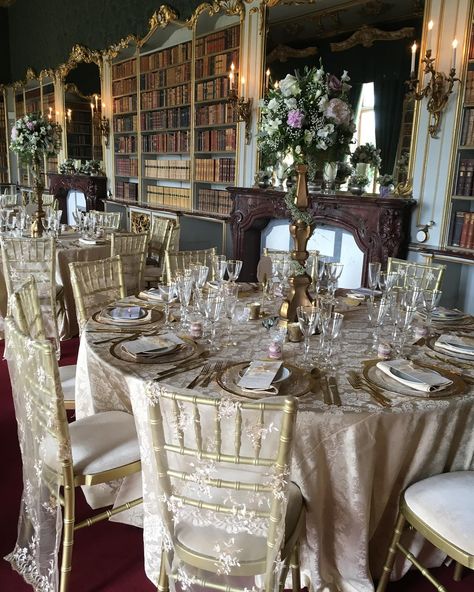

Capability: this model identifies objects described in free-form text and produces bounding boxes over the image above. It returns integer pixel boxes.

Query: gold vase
[279,164,314,322]
[30,158,45,237]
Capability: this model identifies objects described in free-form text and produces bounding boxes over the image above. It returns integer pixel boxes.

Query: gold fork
[347,370,391,407]
[186,362,212,389]
[201,360,224,388]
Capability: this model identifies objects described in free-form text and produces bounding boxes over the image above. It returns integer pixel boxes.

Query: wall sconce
[407,27,460,138]
[90,100,110,147]
[228,64,253,145]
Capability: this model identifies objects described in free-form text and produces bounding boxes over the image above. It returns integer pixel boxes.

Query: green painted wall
[5,0,200,83]
[0,8,11,83]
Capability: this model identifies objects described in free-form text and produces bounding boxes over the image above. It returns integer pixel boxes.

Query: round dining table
[74,292,474,592]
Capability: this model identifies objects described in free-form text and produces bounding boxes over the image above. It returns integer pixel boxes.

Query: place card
[238,360,283,393]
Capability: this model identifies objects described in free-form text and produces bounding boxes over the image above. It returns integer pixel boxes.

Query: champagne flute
[158,283,177,328]
[368,262,381,300]
[297,305,319,366]
[176,276,194,330]
[223,283,239,345]
[205,293,224,351]
[422,289,442,336]
[395,304,417,355]
[226,259,243,283]
[322,312,344,370]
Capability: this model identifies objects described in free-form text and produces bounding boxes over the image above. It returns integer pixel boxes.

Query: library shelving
[0,92,9,184]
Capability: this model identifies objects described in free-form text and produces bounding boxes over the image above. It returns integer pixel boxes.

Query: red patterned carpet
[1,339,472,591]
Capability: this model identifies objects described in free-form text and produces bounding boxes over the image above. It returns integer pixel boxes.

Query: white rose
[304,130,314,145]
[295,145,302,155]
[341,70,350,82]
[279,74,300,97]
[267,98,279,111]
[313,68,324,82]
[285,97,297,109]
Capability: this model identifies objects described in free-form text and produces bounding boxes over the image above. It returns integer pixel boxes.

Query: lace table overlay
[75,297,474,592]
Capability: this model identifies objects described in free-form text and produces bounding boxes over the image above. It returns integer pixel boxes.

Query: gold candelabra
[90,99,110,147]
[407,47,460,138]
[228,88,252,144]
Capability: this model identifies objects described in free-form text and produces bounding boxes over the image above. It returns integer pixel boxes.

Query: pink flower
[324,98,352,126]
[287,109,304,128]
[26,121,35,131]
[328,75,343,93]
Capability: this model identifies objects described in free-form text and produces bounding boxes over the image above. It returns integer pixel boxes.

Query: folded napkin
[99,306,152,325]
[376,359,452,393]
[121,333,183,358]
[238,360,282,395]
[435,334,474,357]
[139,289,162,302]
[79,237,105,245]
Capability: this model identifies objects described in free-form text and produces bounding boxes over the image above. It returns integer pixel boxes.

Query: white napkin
[139,289,162,302]
[79,237,105,245]
[376,359,452,393]
[121,333,183,357]
[99,306,152,325]
[238,360,282,395]
[256,256,273,283]
[435,334,474,357]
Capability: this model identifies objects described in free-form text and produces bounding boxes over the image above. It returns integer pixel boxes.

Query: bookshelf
[14,88,29,186]
[0,92,9,184]
[65,95,94,160]
[42,82,58,177]
[447,19,474,253]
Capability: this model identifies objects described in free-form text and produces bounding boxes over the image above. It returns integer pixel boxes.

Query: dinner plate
[425,335,474,361]
[362,359,466,399]
[110,335,198,365]
[92,306,163,326]
[238,364,292,384]
[106,306,148,321]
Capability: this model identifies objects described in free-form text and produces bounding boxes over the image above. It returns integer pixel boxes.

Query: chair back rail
[164,246,216,283]
[111,232,148,295]
[387,257,446,290]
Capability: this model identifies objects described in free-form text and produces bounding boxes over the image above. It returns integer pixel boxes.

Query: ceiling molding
[330,24,415,51]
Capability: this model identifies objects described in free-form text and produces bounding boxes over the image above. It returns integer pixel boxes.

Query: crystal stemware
[368,262,381,300]
[223,283,239,345]
[212,254,227,284]
[395,304,417,355]
[191,264,209,289]
[158,283,177,328]
[176,276,194,330]
[226,259,243,283]
[322,312,344,370]
[325,262,344,299]
[297,305,320,366]
[367,298,391,351]
[205,293,224,351]
[422,289,443,336]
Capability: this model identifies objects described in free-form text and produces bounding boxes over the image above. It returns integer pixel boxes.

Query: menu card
[238,360,283,394]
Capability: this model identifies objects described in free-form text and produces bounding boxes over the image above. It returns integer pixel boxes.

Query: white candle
[229,71,234,89]
[241,76,246,99]
[452,39,458,69]
[265,68,270,90]
[94,94,98,110]
[427,20,434,51]
[411,42,417,74]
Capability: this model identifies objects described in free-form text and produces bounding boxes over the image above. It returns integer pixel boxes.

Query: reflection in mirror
[264,0,424,188]
[64,62,103,163]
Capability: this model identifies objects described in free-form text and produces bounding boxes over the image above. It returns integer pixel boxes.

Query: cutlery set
[153,352,209,382]
[347,370,391,407]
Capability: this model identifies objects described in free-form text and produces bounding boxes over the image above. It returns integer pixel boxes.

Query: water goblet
[226,259,243,283]
[297,305,320,366]
[422,289,442,336]
[212,254,227,284]
[191,264,209,290]
[158,283,178,328]
[223,283,239,345]
[394,304,418,355]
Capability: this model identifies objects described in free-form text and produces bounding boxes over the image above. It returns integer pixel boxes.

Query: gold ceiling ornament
[139,5,180,46]
[394,178,413,197]
[186,0,245,29]
[56,44,102,80]
[266,43,318,64]
[64,82,98,102]
[102,34,138,60]
[330,24,415,51]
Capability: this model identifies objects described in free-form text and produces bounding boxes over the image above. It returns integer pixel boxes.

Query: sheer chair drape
[89,210,121,231]
[111,232,148,295]
[146,384,304,592]
[69,255,126,332]
[164,247,216,283]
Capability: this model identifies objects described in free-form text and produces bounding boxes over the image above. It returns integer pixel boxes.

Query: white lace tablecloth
[75,298,474,592]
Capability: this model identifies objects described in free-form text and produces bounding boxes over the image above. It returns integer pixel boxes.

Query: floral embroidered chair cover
[69,254,126,332]
[164,247,216,284]
[386,257,446,290]
[1,236,61,357]
[147,385,304,592]
[111,232,148,295]
[89,210,121,232]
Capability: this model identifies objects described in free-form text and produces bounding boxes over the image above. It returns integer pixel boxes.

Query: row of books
[114,135,137,154]
[142,131,190,153]
[195,157,235,183]
[195,102,236,126]
[115,180,138,201]
[140,64,191,91]
[68,146,92,158]
[114,95,137,114]
[196,128,236,152]
[196,77,231,102]
[140,42,192,72]
[115,156,138,177]
[141,85,190,110]
[460,108,474,146]
[455,159,474,196]
[141,106,190,131]
[112,77,137,97]
[451,211,474,249]
[112,59,136,80]
[68,123,91,134]
[67,134,91,145]
[196,188,232,215]
[144,159,190,180]
[464,71,474,104]
[195,51,239,80]
[195,26,239,58]
[114,114,137,132]
[146,185,191,210]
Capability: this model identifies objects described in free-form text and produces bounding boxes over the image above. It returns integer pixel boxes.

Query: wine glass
[205,293,224,351]
[223,283,239,345]
[422,289,442,336]
[226,259,243,283]
[394,304,417,355]
[212,254,227,284]
[158,283,177,328]
[325,262,343,299]
[191,264,209,289]
[176,276,194,330]
[368,262,381,300]
[367,298,390,351]
[322,312,344,370]
[297,305,320,366]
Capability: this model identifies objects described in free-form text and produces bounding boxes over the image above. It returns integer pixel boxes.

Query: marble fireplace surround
[227,187,416,285]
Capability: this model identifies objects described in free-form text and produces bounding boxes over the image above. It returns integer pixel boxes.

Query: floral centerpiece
[377,173,394,197]
[350,142,381,176]
[10,112,62,236]
[59,158,104,176]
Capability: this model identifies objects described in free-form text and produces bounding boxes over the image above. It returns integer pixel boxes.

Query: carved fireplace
[227,188,416,284]
[48,174,107,224]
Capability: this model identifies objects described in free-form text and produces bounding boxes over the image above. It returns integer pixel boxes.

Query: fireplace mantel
[227,187,416,284]
[48,173,107,223]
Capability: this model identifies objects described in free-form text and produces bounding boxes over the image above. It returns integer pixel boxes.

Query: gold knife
[327,377,342,406]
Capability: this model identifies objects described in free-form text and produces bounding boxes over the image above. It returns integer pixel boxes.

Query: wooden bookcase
[0,92,9,184]
[14,88,29,186]
[65,96,94,160]
[42,82,58,176]
[447,17,474,253]
[110,21,240,218]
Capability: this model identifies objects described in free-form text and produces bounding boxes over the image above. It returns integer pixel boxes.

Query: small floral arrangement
[258,64,355,166]
[10,112,61,164]
[350,143,381,169]
[58,158,77,175]
[349,173,369,187]
[377,173,394,187]
[81,160,103,176]
[59,158,103,176]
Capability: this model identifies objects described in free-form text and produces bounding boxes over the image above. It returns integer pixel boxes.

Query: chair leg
[59,480,76,592]
[157,548,169,592]
[376,511,406,592]
[453,562,464,582]
[290,543,301,592]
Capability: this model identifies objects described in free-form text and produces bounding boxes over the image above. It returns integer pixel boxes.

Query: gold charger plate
[92,306,163,326]
[110,335,199,365]
[216,360,313,400]
[362,359,467,399]
[423,335,474,362]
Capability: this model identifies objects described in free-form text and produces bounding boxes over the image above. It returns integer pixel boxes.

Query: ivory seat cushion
[404,471,474,555]
[175,481,303,564]
[59,364,76,402]
[68,411,140,475]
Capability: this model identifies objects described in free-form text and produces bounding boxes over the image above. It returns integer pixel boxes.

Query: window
[355,82,376,148]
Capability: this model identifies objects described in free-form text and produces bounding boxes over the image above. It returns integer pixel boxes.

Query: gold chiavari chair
[377,472,474,592]
[148,386,304,592]
[167,220,180,252]
[111,231,148,295]
[10,276,76,409]
[386,257,446,290]
[164,246,216,283]
[89,209,122,231]
[143,217,173,287]
[1,236,62,358]
[69,255,126,332]
[1,192,18,208]
[4,315,142,592]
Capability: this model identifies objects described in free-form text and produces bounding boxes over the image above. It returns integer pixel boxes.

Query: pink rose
[324,98,352,126]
